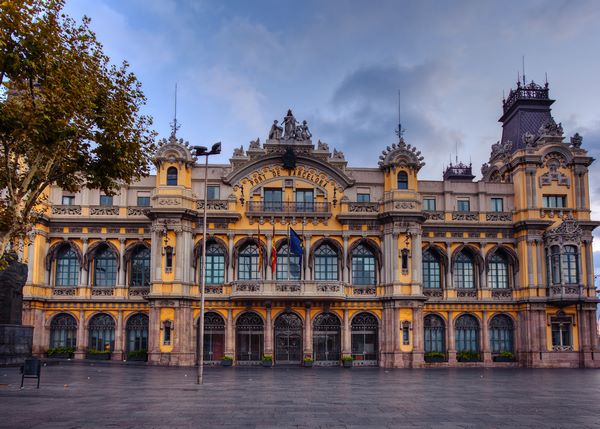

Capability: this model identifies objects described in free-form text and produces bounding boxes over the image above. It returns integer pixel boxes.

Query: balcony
[547,284,583,304]
[245,201,331,223]
[51,205,81,216]
[230,280,346,299]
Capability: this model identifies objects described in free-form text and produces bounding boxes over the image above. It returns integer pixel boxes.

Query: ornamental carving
[53,287,76,296]
[233,281,261,292]
[92,288,114,296]
[423,289,443,298]
[394,201,417,210]
[543,215,582,246]
[90,207,119,216]
[486,212,512,222]
[540,153,570,188]
[570,133,583,148]
[452,212,478,221]
[276,283,301,293]
[52,205,81,215]
[456,290,477,298]
[378,138,425,172]
[491,290,512,299]
[197,200,229,211]
[489,140,513,163]
[129,287,150,297]
[538,118,564,137]
[205,286,223,294]
[352,286,376,295]
[158,198,181,206]
[316,283,341,292]
[424,211,444,221]
[348,202,379,213]
[539,208,573,219]
[128,207,149,216]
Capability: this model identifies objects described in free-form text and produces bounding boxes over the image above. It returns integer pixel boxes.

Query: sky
[63,0,600,281]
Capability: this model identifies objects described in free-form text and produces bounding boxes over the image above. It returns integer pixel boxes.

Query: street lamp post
[193,142,221,385]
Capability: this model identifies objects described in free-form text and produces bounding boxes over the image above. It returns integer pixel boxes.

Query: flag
[270,223,277,275]
[257,224,263,276]
[289,227,304,255]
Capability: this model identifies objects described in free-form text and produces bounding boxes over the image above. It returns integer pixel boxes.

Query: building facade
[22,81,599,368]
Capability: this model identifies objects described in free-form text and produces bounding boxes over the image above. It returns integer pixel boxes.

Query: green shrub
[456,350,480,361]
[87,348,111,355]
[499,351,514,359]
[46,346,75,356]
[262,354,273,362]
[303,356,314,362]
[127,349,147,358]
[424,351,446,359]
[222,355,233,361]
[341,355,353,362]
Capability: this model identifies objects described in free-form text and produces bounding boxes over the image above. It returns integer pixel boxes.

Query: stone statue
[268,120,283,140]
[249,138,261,149]
[299,120,312,140]
[522,132,536,148]
[317,140,329,151]
[570,132,583,148]
[332,148,345,160]
[283,109,297,140]
[0,252,28,325]
[232,145,245,157]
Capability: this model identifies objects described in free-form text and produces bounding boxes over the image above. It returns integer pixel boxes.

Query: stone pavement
[0,363,598,428]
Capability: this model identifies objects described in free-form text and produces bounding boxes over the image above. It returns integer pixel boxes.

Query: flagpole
[287,223,291,281]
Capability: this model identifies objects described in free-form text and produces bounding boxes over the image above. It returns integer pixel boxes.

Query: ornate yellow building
[22,81,599,368]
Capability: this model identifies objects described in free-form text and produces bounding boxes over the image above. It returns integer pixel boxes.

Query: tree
[0,0,156,263]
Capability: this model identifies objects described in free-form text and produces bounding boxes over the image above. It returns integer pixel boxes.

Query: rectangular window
[551,318,572,350]
[163,321,172,346]
[357,193,371,203]
[100,195,113,206]
[295,189,314,211]
[165,247,173,273]
[457,199,470,212]
[264,188,283,211]
[543,195,566,208]
[207,185,220,200]
[62,195,75,205]
[137,196,151,206]
[423,198,436,211]
[490,198,504,212]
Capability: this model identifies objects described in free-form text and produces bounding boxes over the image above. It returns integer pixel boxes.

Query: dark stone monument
[0,252,33,366]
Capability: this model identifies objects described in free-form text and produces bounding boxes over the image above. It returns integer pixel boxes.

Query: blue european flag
[289,227,304,255]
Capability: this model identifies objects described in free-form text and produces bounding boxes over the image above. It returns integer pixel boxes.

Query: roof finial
[170,83,180,138]
[395,89,405,140]
[522,55,526,84]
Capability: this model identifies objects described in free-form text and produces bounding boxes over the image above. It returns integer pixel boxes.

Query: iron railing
[246,201,330,214]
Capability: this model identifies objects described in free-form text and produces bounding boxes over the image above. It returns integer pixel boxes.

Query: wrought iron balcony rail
[246,201,330,214]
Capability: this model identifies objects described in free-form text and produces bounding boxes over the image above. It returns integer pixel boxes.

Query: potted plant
[222,355,233,367]
[341,355,353,368]
[261,354,273,367]
[424,351,446,363]
[456,350,480,362]
[303,356,314,368]
[493,351,515,362]
[86,348,112,360]
[126,349,148,362]
[46,346,75,359]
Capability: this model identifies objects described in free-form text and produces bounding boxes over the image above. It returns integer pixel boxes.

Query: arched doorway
[202,312,225,364]
[88,313,115,352]
[313,312,341,365]
[274,312,303,364]
[236,312,264,364]
[49,313,77,349]
[125,313,148,355]
[351,312,378,366]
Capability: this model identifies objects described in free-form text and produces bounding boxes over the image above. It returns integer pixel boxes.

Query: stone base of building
[0,324,33,366]
[148,351,196,366]
[520,351,600,368]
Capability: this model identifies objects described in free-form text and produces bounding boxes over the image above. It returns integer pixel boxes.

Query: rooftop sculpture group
[269,109,312,141]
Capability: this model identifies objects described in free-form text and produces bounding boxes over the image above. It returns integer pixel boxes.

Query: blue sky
[64,0,600,274]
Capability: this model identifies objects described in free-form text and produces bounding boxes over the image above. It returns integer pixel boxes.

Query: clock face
[282,147,296,169]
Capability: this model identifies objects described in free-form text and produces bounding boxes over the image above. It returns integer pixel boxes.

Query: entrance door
[351,312,379,366]
[236,312,264,364]
[313,312,341,365]
[274,312,303,364]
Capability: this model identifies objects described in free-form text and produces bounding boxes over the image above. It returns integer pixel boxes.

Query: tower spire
[395,90,405,140]
[170,83,180,138]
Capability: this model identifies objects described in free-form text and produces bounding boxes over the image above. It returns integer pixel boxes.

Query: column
[264,305,273,355]
[117,238,126,288]
[114,310,124,360]
[79,238,89,287]
[225,308,234,357]
[410,229,422,287]
[227,232,234,282]
[174,227,183,282]
[445,242,453,290]
[479,243,487,289]
[447,311,456,363]
[413,306,424,354]
[151,224,164,283]
[585,240,594,289]
[304,305,312,356]
[481,310,491,363]
[392,232,399,282]
[536,239,543,289]
[526,239,533,287]
[75,309,86,359]
[148,304,161,355]
[26,231,36,285]
[44,239,51,286]
[589,311,598,351]
[266,233,273,281]
[342,233,349,282]
[304,234,312,281]
[393,307,401,352]
[342,308,351,355]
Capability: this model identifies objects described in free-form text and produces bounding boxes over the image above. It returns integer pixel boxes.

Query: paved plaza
[0,363,599,428]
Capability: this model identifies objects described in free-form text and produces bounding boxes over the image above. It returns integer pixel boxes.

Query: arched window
[351,312,378,364]
[562,246,578,284]
[130,247,151,287]
[488,252,509,289]
[203,312,225,362]
[313,312,341,363]
[351,244,376,285]
[126,313,148,354]
[49,313,77,349]
[276,243,301,280]
[55,245,80,287]
[200,243,226,284]
[455,314,480,354]
[489,314,514,354]
[166,167,178,186]
[424,314,445,354]
[238,243,259,280]
[423,250,441,289]
[550,245,561,285]
[274,312,303,364]
[236,312,264,362]
[93,245,117,287]
[397,171,408,190]
[314,244,338,281]
[454,251,475,289]
[88,313,115,352]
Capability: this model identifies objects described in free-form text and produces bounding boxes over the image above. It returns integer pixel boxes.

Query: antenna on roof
[170,83,180,138]
[395,90,404,139]
[522,55,526,84]
[545,72,548,84]
[455,141,458,164]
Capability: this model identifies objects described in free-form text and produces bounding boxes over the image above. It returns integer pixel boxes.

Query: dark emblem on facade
[282,147,296,169]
